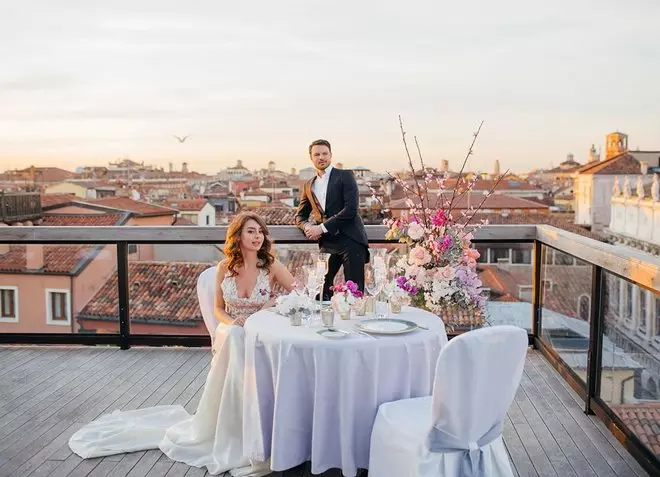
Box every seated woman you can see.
[69,212,295,477]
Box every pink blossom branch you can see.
[399,115,429,225]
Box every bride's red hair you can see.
[223,212,275,276]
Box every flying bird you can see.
[174,135,189,143]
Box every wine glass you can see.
[365,264,383,318]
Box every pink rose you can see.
[407,222,425,241]
[409,246,432,266]
[465,248,480,261]
[438,266,455,281]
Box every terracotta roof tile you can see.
[577,153,642,175]
[241,207,297,225]
[78,262,211,324]
[611,404,660,456]
[41,194,78,208]
[389,193,548,211]
[0,244,99,273]
[86,197,176,216]
[41,214,125,226]
[165,199,209,211]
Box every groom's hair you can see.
[309,139,332,156]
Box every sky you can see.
[1,0,659,175]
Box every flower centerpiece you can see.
[330,280,364,319]
[372,116,504,329]
[274,291,314,326]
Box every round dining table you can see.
[242,306,448,477]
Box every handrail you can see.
[2,223,657,294]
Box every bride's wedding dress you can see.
[69,269,272,476]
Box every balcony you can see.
[0,191,42,224]
[0,224,659,476]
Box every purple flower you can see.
[346,280,359,294]
[396,276,408,287]
[441,235,453,249]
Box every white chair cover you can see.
[369,325,528,477]
[197,265,218,346]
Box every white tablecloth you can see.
[242,307,448,477]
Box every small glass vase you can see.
[339,309,351,320]
[390,300,402,314]
[290,312,303,326]
[353,298,367,316]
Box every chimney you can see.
[440,159,449,172]
[641,161,649,175]
[26,244,44,270]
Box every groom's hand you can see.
[305,225,323,240]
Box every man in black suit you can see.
[296,139,369,300]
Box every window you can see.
[476,247,488,264]
[625,282,634,320]
[491,248,510,263]
[511,248,532,264]
[554,251,574,266]
[128,244,138,254]
[46,289,71,325]
[0,286,18,322]
[578,294,590,321]
[206,215,210,225]
[639,290,648,331]
[655,297,660,338]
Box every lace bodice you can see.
[221,268,270,326]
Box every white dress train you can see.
[69,269,272,476]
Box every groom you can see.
[296,139,369,300]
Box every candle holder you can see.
[353,298,367,316]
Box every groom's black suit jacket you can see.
[295,167,368,248]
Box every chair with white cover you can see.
[368,325,528,477]
[196,265,219,347]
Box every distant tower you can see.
[182,162,188,174]
[268,161,276,173]
[588,144,599,163]
[440,159,449,172]
[168,162,173,173]
[236,159,243,168]
[493,159,501,177]
[606,132,628,160]
[290,167,296,176]
[335,162,344,170]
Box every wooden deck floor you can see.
[0,346,650,477]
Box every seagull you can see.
[174,135,189,143]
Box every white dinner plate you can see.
[317,328,350,340]
[356,319,418,335]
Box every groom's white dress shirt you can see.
[312,165,333,234]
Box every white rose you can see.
[407,222,425,241]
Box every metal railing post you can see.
[117,242,131,350]
[586,265,604,414]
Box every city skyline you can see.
[1,0,659,175]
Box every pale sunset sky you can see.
[0,0,659,175]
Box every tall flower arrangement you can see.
[375,117,507,318]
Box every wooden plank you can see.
[164,462,190,477]
[502,413,538,477]
[516,371,578,477]
[0,347,105,418]
[519,366,598,477]
[13,349,189,477]
[79,350,201,476]
[0,347,79,400]
[508,398,558,477]
[0,351,148,476]
[48,349,196,464]
[527,353,640,476]
[0,349,140,456]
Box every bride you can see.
[69,212,296,476]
